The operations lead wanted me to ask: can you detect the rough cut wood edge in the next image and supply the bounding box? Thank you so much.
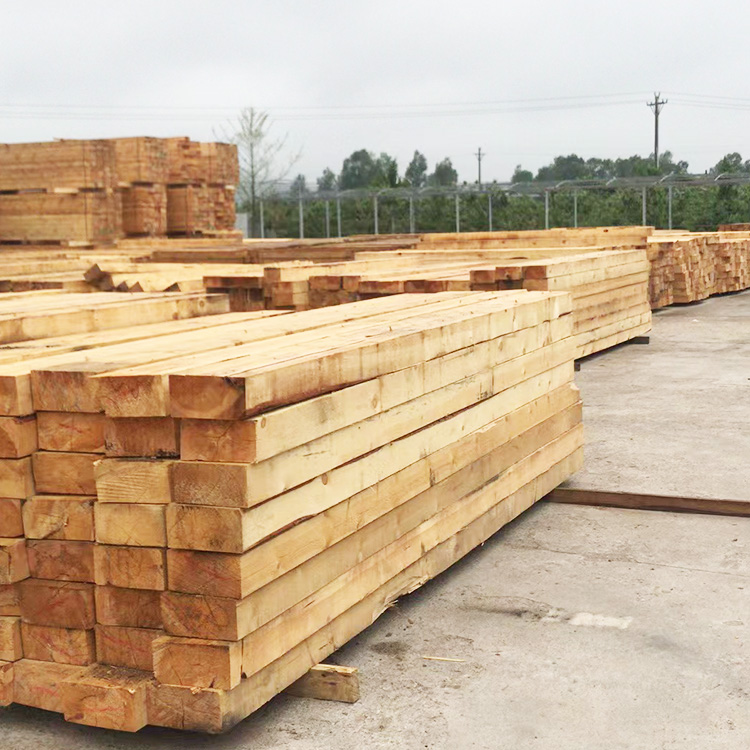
[545,487,750,517]
[284,664,359,704]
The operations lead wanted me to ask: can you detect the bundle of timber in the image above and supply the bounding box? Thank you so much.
[0,140,117,192]
[0,290,230,345]
[646,234,750,308]
[204,246,652,357]
[165,138,203,184]
[0,302,289,724]
[0,291,582,732]
[166,187,236,236]
[468,249,651,358]
[0,137,238,242]
[199,143,240,186]
[0,191,122,245]
[85,262,266,293]
[417,226,653,250]
[121,185,167,237]
[112,138,169,185]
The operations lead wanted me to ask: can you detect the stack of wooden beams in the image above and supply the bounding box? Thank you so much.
[201,247,652,358]
[0,290,582,732]
[121,186,168,238]
[0,291,259,718]
[0,140,119,245]
[165,138,237,237]
[646,233,750,308]
[0,138,238,242]
[468,249,651,358]
[85,262,266,293]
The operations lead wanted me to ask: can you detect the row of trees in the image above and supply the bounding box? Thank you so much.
[290,150,459,196]
[227,107,750,237]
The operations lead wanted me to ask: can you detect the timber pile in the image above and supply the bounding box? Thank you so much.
[468,249,651,358]
[201,246,652,358]
[85,262,266,293]
[0,138,238,243]
[646,233,750,308]
[0,291,582,732]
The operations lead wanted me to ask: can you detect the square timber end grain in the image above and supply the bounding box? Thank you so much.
[0,615,22,661]
[0,659,13,706]
[22,495,95,541]
[61,663,152,732]
[18,579,95,630]
[0,498,24,537]
[0,457,34,499]
[95,504,167,548]
[31,452,97,495]
[20,623,96,666]
[0,537,29,584]
[12,659,86,714]
[93,546,166,591]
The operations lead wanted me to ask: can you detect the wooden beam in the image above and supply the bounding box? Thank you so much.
[546,487,750,517]
[285,664,360,703]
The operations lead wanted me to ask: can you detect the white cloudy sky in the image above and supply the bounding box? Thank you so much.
[2,0,750,183]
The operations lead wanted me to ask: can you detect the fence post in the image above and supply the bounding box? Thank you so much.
[409,195,415,234]
[642,187,647,225]
[373,194,379,235]
[668,185,673,229]
[298,198,304,239]
[573,191,578,228]
[336,196,342,238]
[544,190,550,230]
[455,193,460,232]
[488,193,493,231]
[325,200,331,238]
[259,199,265,239]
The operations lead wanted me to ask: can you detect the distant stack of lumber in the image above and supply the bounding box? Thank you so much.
[0,247,138,292]
[0,140,121,244]
[165,138,238,237]
[85,262,266,293]
[467,249,651,358]
[647,232,750,308]
[0,290,582,732]
[201,245,652,357]
[0,137,238,243]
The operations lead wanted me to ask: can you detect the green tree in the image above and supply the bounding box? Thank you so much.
[373,153,399,188]
[405,151,428,187]
[316,167,338,192]
[511,165,533,183]
[428,158,458,186]
[289,174,308,197]
[339,150,377,189]
[711,152,750,175]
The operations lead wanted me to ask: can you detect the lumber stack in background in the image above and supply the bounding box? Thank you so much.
[201,246,652,358]
[468,249,651,358]
[647,233,750,308]
[0,137,238,243]
[1,291,582,732]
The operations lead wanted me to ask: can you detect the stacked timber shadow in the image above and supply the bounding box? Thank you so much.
[0,138,238,244]
[0,290,583,732]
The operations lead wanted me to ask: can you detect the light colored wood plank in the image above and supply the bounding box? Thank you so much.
[285,664,359,703]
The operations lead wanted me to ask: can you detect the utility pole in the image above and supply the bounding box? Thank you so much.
[647,93,668,168]
[475,147,484,187]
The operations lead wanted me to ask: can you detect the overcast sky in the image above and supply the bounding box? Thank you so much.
[3,0,750,184]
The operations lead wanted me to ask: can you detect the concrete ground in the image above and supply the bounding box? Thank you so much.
[2,292,749,748]
[568,289,750,500]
